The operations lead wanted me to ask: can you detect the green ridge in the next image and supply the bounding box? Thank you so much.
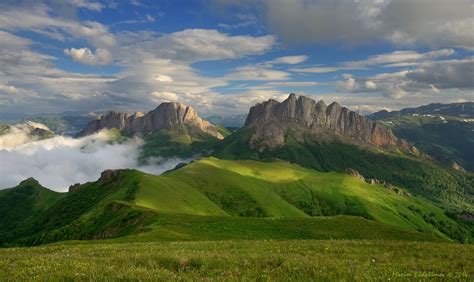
[2,158,471,246]
[213,127,474,211]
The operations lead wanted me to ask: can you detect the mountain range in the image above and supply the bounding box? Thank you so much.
[1,94,473,247]
[368,102,474,120]
[369,102,474,172]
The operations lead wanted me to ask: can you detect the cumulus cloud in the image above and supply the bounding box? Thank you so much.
[64,47,113,65]
[0,130,192,192]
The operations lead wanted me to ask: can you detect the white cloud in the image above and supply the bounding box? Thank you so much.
[0,129,193,191]
[151,91,179,102]
[0,4,116,47]
[344,49,455,68]
[64,47,113,65]
[268,55,308,65]
[225,65,290,81]
[151,29,275,62]
[264,81,320,87]
[290,66,354,74]
[70,0,104,11]
[364,80,377,90]
[154,74,174,82]
[0,84,19,94]
[291,49,455,74]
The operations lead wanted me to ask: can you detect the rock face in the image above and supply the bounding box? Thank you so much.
[245,93,418,154]
[68,183,81,193]
[79,102,223,139]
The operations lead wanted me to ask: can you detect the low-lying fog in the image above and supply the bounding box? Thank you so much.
[0,127,191,192]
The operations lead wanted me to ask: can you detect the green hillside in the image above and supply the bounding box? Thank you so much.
[377,114,474,172]
[214,128,474,211]
[138,125,230,163]
[2,158,471,246]
[163,158,470,241]
[0,178,64,234]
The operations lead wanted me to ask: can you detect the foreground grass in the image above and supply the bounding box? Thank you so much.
[0,240,472,281]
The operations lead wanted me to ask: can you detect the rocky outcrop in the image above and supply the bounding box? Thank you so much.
[79,102,224,139]
[98,169,129,183]
[68,183,81,193]
[344,168,365,181]
[245,93,418,154]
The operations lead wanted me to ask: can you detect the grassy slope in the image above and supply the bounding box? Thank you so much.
[162,158,469,241]
[119,214,442,243]
[3,158,470,246]
[214,127,474,211]
[0,179,64,234]
[1,240,471,280]
[138,125,228,162]
[379,114,474,172]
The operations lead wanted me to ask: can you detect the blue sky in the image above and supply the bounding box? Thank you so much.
[0,0,473,120]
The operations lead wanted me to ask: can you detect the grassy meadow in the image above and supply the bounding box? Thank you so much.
[0,239,472,281]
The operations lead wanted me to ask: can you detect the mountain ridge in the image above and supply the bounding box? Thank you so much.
[368,102,474,120]
[79,102,224,140]
[2,158,470,246]
[245,93,418,154]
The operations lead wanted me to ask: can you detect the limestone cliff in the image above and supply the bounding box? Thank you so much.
[245,93,418,154]
[79,102,223,139]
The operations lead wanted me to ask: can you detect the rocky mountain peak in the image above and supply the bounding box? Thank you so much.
[79,102,223,139]
[245,93,418,154]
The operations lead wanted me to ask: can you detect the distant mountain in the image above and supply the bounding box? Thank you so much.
[368,102,474,120]
[79,102,223,139]
[206,114,247,128]
[214,94,474,209]
[79,102,229,161]
[1,158,470,246]
[369,103,474,172]
[0,122,55,148]
[23,113,97,136]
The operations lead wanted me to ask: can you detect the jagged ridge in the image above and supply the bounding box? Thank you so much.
[79,102,223,139]
[245,93,418,154]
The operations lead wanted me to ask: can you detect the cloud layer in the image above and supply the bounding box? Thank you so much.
[0,129,190,192]
[218,0,474,49]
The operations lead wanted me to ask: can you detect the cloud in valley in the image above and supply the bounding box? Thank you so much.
[0,129,191,192]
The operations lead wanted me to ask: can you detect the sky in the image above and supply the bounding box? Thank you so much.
[0,0,473,121]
